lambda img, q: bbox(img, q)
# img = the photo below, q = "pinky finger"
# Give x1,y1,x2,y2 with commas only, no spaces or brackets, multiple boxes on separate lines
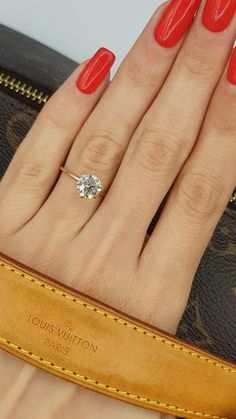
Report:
0,48,115,235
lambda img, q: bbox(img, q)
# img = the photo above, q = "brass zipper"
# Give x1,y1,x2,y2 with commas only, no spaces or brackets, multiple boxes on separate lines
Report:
0,69,235,207
0,71,49,105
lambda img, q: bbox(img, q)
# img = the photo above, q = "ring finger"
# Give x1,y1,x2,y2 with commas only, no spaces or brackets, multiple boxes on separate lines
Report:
0,56,113,235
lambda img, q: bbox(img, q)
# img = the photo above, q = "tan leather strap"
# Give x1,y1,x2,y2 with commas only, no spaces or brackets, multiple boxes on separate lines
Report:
0,252,235,419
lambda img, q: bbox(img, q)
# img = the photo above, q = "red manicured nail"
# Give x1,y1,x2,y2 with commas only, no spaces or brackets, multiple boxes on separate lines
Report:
76,48,116,94
227,48,236,85
202,0,236,32
154,0,201,48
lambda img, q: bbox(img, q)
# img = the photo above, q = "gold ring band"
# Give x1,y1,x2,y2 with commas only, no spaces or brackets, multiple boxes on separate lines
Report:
60,166,81,181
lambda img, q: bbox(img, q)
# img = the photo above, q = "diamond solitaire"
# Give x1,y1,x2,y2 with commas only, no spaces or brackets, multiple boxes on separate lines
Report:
76,174,103,199
59,167,104,199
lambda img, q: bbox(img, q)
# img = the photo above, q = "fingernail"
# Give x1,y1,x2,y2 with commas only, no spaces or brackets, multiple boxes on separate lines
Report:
202,0,236,32
154,0,201,48
76,48,116,94
227,48,236,85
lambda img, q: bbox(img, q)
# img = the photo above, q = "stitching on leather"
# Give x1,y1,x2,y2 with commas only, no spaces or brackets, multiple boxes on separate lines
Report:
1,261,236,375
0,337,228,419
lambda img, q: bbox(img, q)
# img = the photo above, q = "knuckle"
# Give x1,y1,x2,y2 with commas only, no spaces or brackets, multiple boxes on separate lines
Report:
18,159,50,187
82,129,123,172
208,115,236,138
120,60,156,89
208,89,236,137
39,101,71,134
176,171,223,220
179,47,215,78
133,128,184,176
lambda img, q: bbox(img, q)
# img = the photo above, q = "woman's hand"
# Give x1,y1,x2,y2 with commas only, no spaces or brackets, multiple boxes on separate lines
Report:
0,0,236,418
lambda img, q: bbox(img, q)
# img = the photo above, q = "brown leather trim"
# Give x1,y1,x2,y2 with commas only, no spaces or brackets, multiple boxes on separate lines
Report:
0,252,235,419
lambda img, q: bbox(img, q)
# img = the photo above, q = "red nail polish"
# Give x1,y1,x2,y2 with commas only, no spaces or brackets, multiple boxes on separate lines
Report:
202,0,236,32
76,48,116,94
227,48,236,85
154,0,201,48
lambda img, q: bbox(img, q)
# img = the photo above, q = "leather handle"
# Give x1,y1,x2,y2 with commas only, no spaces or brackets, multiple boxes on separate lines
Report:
0,252,235,419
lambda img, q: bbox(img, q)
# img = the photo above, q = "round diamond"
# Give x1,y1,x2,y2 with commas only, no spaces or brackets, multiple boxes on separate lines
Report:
75,174,103,199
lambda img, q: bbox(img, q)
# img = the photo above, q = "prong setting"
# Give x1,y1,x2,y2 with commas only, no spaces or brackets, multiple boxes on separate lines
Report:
75,174,103,199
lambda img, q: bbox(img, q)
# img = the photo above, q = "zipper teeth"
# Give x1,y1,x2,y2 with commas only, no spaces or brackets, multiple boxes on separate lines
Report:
0,71,49,105
0,70,235,207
